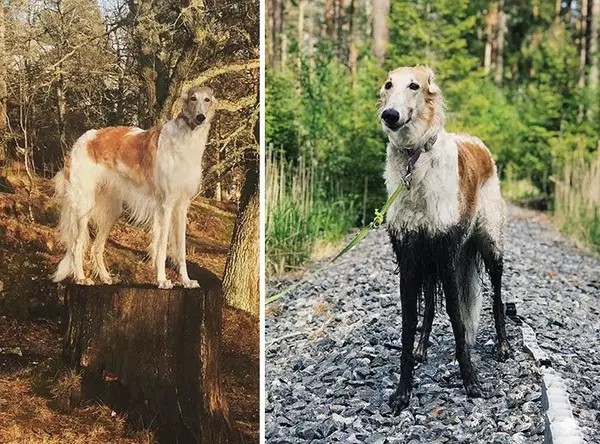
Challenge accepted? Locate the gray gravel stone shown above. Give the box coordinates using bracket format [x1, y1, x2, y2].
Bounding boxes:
[266, 206, 600, 443]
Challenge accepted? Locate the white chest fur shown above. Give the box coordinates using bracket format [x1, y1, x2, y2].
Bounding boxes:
[154, 120, 210, 199]
[384, 132, 460, 235]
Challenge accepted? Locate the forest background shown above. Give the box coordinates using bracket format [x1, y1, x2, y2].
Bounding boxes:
[266, 0, 600, 275]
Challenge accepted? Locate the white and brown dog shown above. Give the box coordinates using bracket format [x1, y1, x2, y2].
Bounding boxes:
[379, 66, 509, 413]
[53, 85, 218, 289]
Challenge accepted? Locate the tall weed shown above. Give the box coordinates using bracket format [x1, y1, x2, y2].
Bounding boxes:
[266, 154, 355, 275]
[554, 149, 600, 254]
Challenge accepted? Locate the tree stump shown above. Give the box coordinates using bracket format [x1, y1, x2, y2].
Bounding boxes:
[62, 269, 239, 444]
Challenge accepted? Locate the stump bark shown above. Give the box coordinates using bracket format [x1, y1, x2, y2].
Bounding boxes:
[63, 270, 239, 444]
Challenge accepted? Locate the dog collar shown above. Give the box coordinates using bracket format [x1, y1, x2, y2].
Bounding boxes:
[402, 134, 438, 188]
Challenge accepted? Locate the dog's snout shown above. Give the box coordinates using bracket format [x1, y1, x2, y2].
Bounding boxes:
[381, 108, 400, 125]
[196, 114, 206, 124]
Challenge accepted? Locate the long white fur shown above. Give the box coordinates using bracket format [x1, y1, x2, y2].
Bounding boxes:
[381, 67, 506, 345]
[53, 118, 211, 289]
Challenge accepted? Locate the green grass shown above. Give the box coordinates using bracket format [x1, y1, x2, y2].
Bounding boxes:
[266, 155, 356, 276]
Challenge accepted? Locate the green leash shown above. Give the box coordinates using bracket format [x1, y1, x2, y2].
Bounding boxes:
[265, 180, 406, 305]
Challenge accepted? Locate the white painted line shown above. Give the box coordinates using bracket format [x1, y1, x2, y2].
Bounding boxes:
[521, 322, 551, 366]
[507, 306, 584, 444]
[541, 369, 584, 444]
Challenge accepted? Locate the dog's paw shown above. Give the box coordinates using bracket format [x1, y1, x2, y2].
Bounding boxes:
[158, 279, 173, 289]
[464, 379, 483, 398]
[498, 340, 511, 362]
[182, 279, 199, 289]
[101, 276, 120, 285]
[389, 384, 411, 415]
[76, 278, 94, 286]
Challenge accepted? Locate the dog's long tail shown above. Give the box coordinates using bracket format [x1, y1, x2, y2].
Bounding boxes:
[457, 240, 483, 346]
[52, 169, 79, 282]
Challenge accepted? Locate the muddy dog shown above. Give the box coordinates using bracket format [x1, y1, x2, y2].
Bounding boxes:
[379, 66, 509, 414]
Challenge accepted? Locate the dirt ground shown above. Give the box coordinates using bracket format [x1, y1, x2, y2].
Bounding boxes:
[0, 164, 259, 443]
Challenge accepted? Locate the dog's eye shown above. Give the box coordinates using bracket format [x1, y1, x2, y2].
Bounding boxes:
[204, 97, 211, 102]
[384, 81, 392, 90]
[408, 82, 420, 91]
[190, 96, 197, 102]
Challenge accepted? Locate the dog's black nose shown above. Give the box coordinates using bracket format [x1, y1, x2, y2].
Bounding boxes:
[381, 108, 400, 125]
[196, 114, 206, 124]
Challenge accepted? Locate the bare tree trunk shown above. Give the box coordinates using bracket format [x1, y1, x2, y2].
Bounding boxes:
[325, 0, 334, 37]
[297, 0, 305, 74]
[116, 35, 125, 123]
[495, 0, 506, 86]
[372, 0, 390, 66]
[336, 0, 345, 60]
[483, 3, 497, 74]
[555, 0, 562, 24]
[0, 2, 6, 165]
[579, 0, 590, 88]
[56, 71, 67, 155]
[127, 0, 159, 127]
[222, 149, 259, 317]
[270, 0, 284, 70]
[590, 0, 600, 91]
[216, 145, 223, 201]
[349, 0, 358, 92]
[578, 0, 589, 121]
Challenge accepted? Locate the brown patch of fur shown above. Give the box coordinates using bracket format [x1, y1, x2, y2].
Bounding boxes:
[456, 135, 495, 219]
[86, 126, 162, 185]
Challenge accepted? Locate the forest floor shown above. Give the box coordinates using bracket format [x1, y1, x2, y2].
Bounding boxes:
[266, 206, 600, 443]
[0, 164, 259, 444]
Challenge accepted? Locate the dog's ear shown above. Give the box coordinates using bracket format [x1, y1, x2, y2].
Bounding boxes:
[180, 84, 192, 100]
[425, 68, 440, 95]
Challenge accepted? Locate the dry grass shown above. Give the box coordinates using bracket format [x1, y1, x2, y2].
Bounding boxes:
[50, 369, 82, 413]
[0, 373, 157, 444]
[554, 150, 600, 254]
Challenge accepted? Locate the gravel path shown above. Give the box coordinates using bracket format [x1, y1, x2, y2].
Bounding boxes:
[266, 206, 600, 444]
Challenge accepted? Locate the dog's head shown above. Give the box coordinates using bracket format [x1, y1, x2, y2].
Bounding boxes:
[179, 85, 218, 129]
[379, 66, 444, 146]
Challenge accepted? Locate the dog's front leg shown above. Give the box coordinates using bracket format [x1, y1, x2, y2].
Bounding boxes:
[173, 199, 199, 288]
[441, 260, 482, 398]
[415, 277, 436, 363]
[155, 201, 175, 289]
[389, 268, 420, 414]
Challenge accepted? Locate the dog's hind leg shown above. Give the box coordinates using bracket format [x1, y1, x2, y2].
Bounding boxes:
[91, 192, 121, 284]
[389, 265, 421, 414]
[414, 277, 436, 363]
[71, 181, 97, 286]
[441, 256, 482, 398]
[477, 178, 509, 360]
[478, 235, 509, 361]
